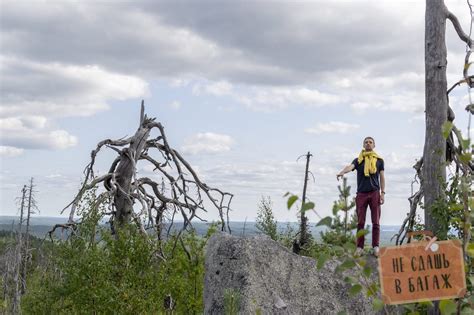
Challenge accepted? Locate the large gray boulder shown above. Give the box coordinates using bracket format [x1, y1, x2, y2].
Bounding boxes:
[204, 232, 379, 314]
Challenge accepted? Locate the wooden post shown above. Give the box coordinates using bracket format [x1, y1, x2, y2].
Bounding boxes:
[299, 152, 312, 248]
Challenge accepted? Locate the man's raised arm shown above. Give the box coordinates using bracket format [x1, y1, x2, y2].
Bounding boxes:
[336, 164, 355, 181]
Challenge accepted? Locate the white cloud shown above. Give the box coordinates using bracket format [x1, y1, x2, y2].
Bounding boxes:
[0, 146, 24, 157]
[0, 1, 444, 115]
[46, 174, 63, 179]
[194, 158, 352, 221]
[0, 56, 148, 153]
[186, 70, 425, 114]
[170, 78, 190, 87]
[305, 121, 360, 135]
[238, 86, 342, 111]
[0, 116, 78, 150]
[181, 132, 234, 155]
[199, 160, 303, 195]
[19, 116, 48, 129]
[192, 80, 342, 111]
[328, 70, 426, 114]
[0, 56, 149, 118]
[351, 102, 380, 111]
[206, 81, 233, 96]
[0, 0, 433, 115]
[49, 130, 78, 149]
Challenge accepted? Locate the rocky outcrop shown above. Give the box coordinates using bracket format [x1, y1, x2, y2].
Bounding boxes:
[204, 232, 379, 314]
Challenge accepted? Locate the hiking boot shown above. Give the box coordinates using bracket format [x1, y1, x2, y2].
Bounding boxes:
[373, 246, 380, 257]
[354, 247, 364, 257]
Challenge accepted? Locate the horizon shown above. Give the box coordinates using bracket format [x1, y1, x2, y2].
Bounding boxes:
[0, 215, 403, 227]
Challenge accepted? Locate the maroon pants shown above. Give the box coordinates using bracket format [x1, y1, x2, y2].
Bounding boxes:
[355, 190, 381, 248]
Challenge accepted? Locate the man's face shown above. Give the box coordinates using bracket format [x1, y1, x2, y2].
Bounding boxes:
[363, 138, 375, 151]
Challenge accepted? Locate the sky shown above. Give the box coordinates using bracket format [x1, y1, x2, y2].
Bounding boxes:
[1, 0, 473, 226]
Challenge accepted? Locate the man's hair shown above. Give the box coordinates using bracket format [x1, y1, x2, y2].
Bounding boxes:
[363, 136, 375, 144]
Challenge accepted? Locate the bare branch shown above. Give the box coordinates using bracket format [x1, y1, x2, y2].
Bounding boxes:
[447, 77, 474, 94]
[48, 223, 77, 242]
[61, 101, 234, 261]
[395, 159, 423, 245]
[446, 10, 473, 48]
[140, 99, 145, 125]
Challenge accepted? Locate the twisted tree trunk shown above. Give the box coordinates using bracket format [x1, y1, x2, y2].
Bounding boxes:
[114, 112, 152, 226]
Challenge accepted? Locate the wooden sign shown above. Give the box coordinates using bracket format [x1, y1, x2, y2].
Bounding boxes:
[378, 240, 466, 305]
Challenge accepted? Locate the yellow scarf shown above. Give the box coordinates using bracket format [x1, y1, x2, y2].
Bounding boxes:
[357, 150, 382, 177]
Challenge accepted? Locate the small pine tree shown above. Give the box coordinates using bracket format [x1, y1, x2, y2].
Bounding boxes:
[321, 178, 357, 246]
[255, 196, 278, 241]
[335, 178, 357, 236]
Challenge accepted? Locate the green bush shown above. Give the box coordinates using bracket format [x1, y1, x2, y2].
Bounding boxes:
[255, 196, 278, 241]
[21, 190, 217, 314]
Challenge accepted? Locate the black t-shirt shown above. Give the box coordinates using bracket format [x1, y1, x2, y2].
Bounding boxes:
[351, 158, 384, 193]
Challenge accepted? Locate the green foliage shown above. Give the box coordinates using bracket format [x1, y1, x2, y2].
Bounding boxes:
[320, 179, 357, 246]
[301, 201, 315, 212]
[281, 118, 474, 315]
[348, 284, 362, 296]
[21, 189, 217, 314]
[284, 187, 388, 313]
[411, 214, 425, 234]
[442, 121, 453, 139]
[284, 192, 315, 253]
[401, 301, 431, 314]
[429, 125, 474, 313]
[224, 288, 240, 315]
[0, 225, 47, 313]
[287, 195, 298, 210]
[23, 227, 213, 314]
[316, 216, 332, 227]
[277, 222, 298, 249]
[255, 196, 278, 241]
[467, 243, 474, 258]
[430, 174, 469, 240]
[316, 252, 329, 270]
[372, 298, 384, 311]
[355, 229, 369, 239]
[439, 299, 457, 315]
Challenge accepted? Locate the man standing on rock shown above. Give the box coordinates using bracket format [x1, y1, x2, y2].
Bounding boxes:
[336, 136, 385, 257]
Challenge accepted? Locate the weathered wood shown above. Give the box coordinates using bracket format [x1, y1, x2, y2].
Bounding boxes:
[299, 152, 311, 250]
[22, 178, 33, 293]
[12, 186, 27, 314]
[423, 0, 448, 235]
[114, 120, 152, 225]
[63, 101, 233, 243]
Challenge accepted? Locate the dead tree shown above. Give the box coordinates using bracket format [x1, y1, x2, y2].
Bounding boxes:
[423, 0, 472, 236]
[62, 101, 233, 246]
[299, 152, 311, 249]
[13, 186, 27, 314]
[21, 178, 37, 294]
[394, 3, 473, 313]
[292, 152, 314, 254]
[395, 1, 474, 247]
[1, 186, 27, 314]
[1, 238, 21, 315]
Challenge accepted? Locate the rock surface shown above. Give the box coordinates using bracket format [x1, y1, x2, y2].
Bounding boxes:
[204, 232, 380, 314]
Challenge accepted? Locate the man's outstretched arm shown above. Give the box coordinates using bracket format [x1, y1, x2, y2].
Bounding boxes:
[337, 164, 355, 181]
